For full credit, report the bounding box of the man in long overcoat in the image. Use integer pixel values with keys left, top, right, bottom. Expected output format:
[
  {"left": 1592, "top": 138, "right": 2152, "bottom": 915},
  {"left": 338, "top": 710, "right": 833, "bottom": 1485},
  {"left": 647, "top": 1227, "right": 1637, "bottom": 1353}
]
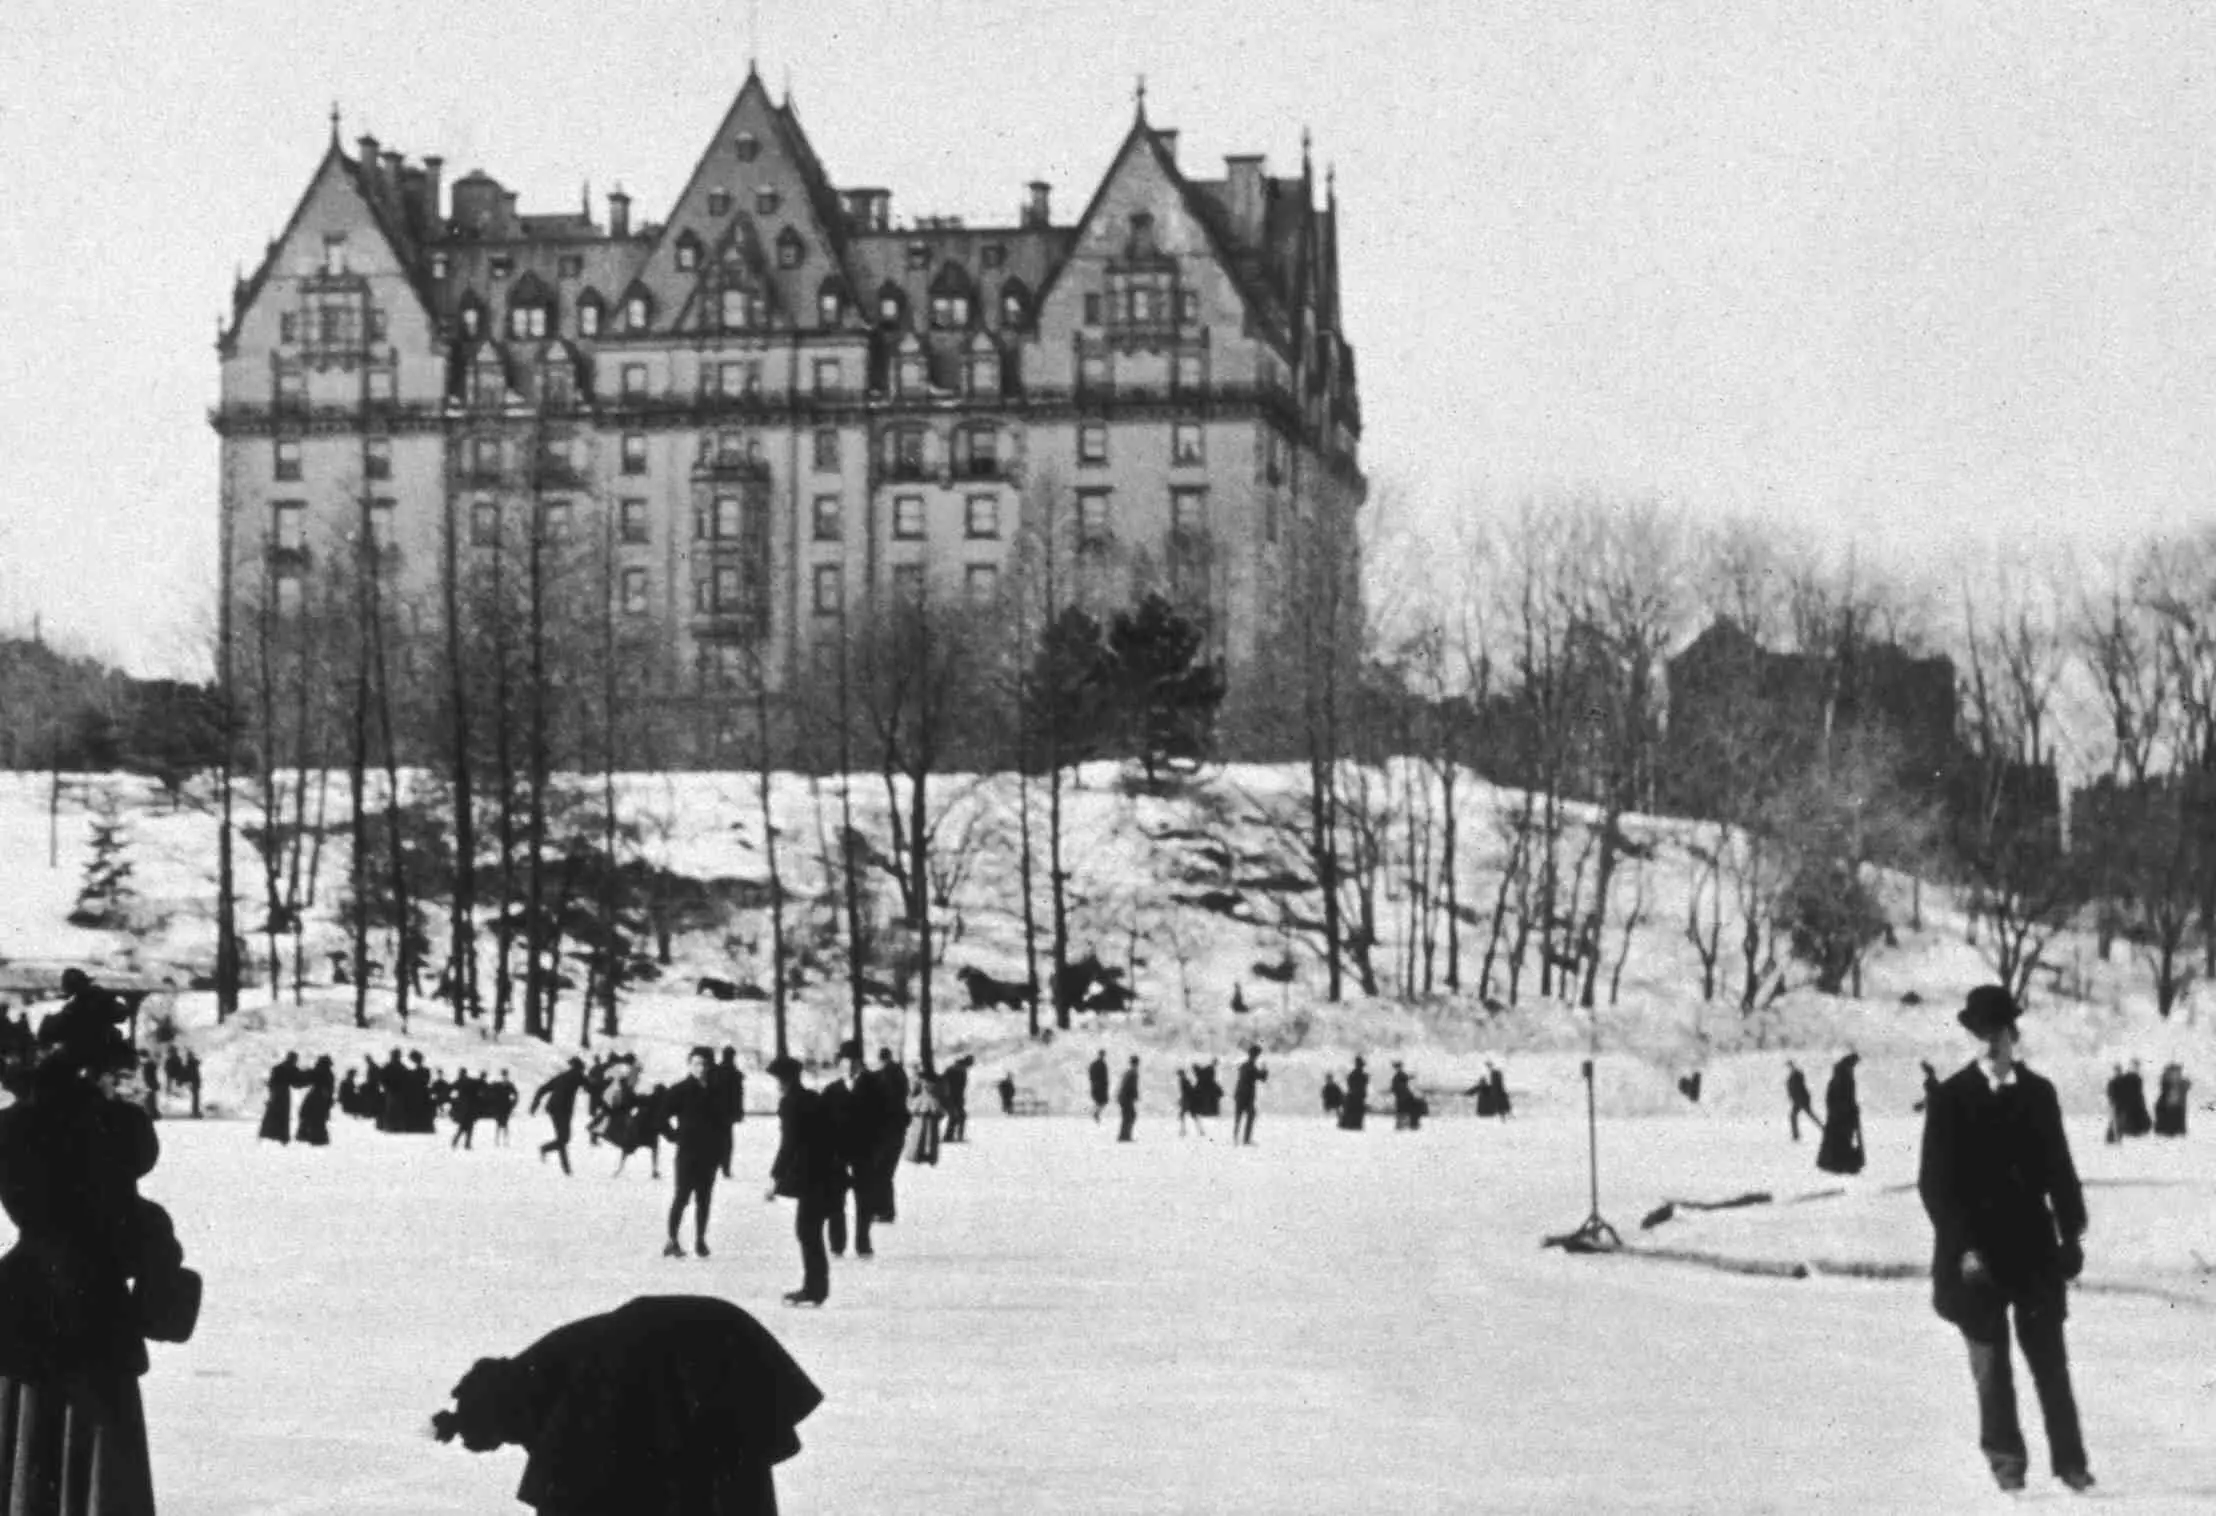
[
  {"left": 765, "top": 1057, "right": 842, "bottom": 1306},
  {"left": 1115, "top": 1056, "right": 1140, "bottom": 1142},
  {"left": 1918, "top": 985, "right": 2094, "bottom": 1495},
  {"left": 662, "top": 1048, "right": 725, "bottom": 1258}
]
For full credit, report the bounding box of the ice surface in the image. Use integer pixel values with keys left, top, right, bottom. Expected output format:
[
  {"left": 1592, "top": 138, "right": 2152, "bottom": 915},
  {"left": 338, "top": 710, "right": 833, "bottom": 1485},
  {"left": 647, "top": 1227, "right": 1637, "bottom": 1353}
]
[{"left": 11, "top": 1110, "right": 2202, "bottom": 1515}]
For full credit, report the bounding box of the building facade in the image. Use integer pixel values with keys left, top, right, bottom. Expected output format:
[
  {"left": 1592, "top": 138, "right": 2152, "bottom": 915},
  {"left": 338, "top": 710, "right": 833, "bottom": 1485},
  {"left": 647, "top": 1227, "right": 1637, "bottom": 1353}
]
[{"left": 213, "top": 71, "right": 1365, "bottom": 761}]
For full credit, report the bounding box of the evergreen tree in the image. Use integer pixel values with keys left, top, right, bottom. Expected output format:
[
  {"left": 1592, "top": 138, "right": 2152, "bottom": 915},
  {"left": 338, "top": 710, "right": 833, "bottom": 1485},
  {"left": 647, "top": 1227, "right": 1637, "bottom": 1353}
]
[
  {"left": 68, "top": 792, "right": 138, "bottom": 929},
  {"left": 1105, "top": 593, "right": 1227, "bottom": 787}
]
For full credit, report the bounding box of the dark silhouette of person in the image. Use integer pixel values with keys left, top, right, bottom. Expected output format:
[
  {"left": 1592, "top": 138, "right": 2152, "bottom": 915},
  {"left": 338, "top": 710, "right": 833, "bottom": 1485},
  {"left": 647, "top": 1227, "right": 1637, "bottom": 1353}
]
[
  {"left": 259, "top": 1052, "right": 302, "bottom": 1144},
  {"left": 136, "top": 1050, "right": 162, "bottom": 1119},
  {"left": 1088, "top": 1050, "right": 1111, "bottom": 1122},
  {"left": 1785, "top": 1061, "right": 1819, "bottom": 1143},
  {"left": 296, "top": 1055, "right": 336, "bottom": 1147},
  {"left": 662, "top": 1048, "right": 724, "bottom": 1258},
  {"left": 1816, "top": 1053, "right": 1865, "bottom": 1175},
  {"left": 488, "top": 1071, "right": 518, "bottom": 1145},
  {"left": 449, "top": 1070, "right": 487, "bottom": 1150},
  {"left": 2102, "top": 1064, "right": 2127, "bottom": 1145},
  {"left": 713, "top": 1047, "right": 747, "bottom": 1177},
  {"left": 869, "top": 1048, "right": 911, "bottom": 1222},
  {"left": 377, "top": 1050, "right": 409, "bottom": 1132},
  {"left": 1322, "top": 1073, "right": 1343, "bottom": 1116},
  {"left": 181, "top": 1051, "right": 203, "bottom": 1119},
  {"left": 766, "top": 1057, "right": 841, "bottom": 1306},
  {"left": 1914, "top": 1060, "right": 1941, "bottom": 1114},
  {"left": 1919, "top": 985, "right": 2094, "bottom": 1495},
  {"left": 1233, "top": 1045, "right": 1267, "bottom": 1146},
  {"left": 941, "top": 1055, "right": 974, "bottom": 1144},
  {"left": 2152, "top": 1062, "right": 2190, "bottom": 1138},
  {"left": 431, "top": 1294, "right": 821, "bottom": 1515},
  {"left": 1176, "top": 1069, "right": 1204, "bottom": 1138},
  {"left": 2116, "top": 1061, "right": 2153, "bottom": 1138},
  {"left": 532, "top": 1058, "right": 588, "bottom": 1174},
  {"left": 1339, "top": 1057, "right": 1370, "bottom": 1131},
  {"left": 1389, "top": 1062, "right": 1423, "bottom": 1130},
  {"left": 1487, "top": 1064, "right": 1511, "bottom": 1119},
  {"left": 0, "top": 1010, "right": 199, "bottom": 1511},
  {"left": 820, "top": 1041, "right": 883, "bottom": 1259},
  {"left": 996, "top": 1072, "right": 1016, "bottom": 1115},
  {"left": 1116, "top": 1056, "right": 1140, "bottom": 1142},
  {"left": 907, "top": 1067, "right": 943, "bottom": 1165}
]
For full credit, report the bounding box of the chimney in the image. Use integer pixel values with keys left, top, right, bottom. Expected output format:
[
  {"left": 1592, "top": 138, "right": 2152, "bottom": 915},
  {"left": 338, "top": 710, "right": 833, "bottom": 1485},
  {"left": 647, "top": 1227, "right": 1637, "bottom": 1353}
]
[
  {"left": 1224, "top": 154, "right": 1265, "bottom": 242},
  {"left": 1023, "top": 181, "right": 1051, "bottom": 228},
  {"left": 423, "top": 156, "right": 444, "bottom": 232},
  {"left": 357, "top": 135, "right": 381, "bottom": 191},
  {"left": 608, "top": 187, "right": 631, "bottom": 239},
  {"left": 1155, "top": 128, "right": 1179, "bottom": 166},
  {"left": 400, "top": 164, "right": 428, "bottom": 237},
  {"left": 501, "top": 191, "right": 519, "bottom": 233}
]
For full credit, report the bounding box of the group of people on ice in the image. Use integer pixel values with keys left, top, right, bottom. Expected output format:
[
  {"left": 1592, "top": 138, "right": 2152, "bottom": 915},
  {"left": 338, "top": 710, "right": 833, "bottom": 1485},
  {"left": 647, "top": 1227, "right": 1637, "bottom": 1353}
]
[
  {"left": 1781, "top": 1054, "right": 1870, "bottom": 1176},
  {"left": 2104, "top": 1059, "right": 2192, "bottom": 1141}
]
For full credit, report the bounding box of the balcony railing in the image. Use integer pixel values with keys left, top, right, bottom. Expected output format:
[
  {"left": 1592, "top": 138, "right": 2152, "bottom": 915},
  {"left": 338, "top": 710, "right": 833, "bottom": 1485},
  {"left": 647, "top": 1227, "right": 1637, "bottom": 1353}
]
[
  {"left": 694, "top": 455, "right": 773, "bottom": 482},
  {"left": 532, "top": 459, "right": 590, "bottom": 489}
]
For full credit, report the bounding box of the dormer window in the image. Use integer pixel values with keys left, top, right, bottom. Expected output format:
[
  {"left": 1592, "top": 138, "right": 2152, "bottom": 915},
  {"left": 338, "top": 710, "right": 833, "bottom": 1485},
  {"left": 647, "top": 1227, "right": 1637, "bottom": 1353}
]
[
  {"left": 906, "top": 242, "right": 930, "bottom": 271},
  {"left": 897, "top": 349, "right": 928, "bottom": 395},
  {"left": 965, "top": 345, "right": 1000, "bottom": 396},
  {"left": 468, "top": 348, "right": 507, "bottom": 408},
  {"left": 675, "top": 232, "right": 702, "bottom": 272},
  {"left": 734, "top": 133, "right": 760, "bottom": 162},
  {"left": 877, "top": 285, "right": 906, "bottom": 328},
  {"left": 756, "top": 188, "right": 781, "bottom": 215},
  {"left": 431, "top": 253, "right": 449, "bottom": 280},
  {"left": 708, "top": 188, "right": 732, "bottom": 216},
  {"left": 777, "top": 228, "right": 805, "bottom": 270},
  {"left": 999, "top": 281, "right": 1029, "bottom": 329},
  {"left": 625, "top": 293, "right": 651, "bottom": 331},
  {"left": 817, "top": 280, "right": 844, "bottom": 328},
  {"left": 459, "top": 300, "right": 484, "bottom": 340},
  {"left": 489, "top": 254, "right": 513, "bottom": 279},
  {"left": 719, "top": 288, "right": 763, "bottom": 331},
  {"left": 930, "top": 293, "right": 969, "bottom": 329},
  {"left": 542, "top": 358, "right": 576, "bottom": 410},
  {"left": 322, "top": 234, "right": 348, "bottom": 278},
  {"left": 279, "top": 313, "right": 298, "bottom": 344},
  {"left": 577, "top": 292, "right": 604, "bottom": 337},
  {"left": 509, "top": 302, "right": 548, "bottom": 340}
]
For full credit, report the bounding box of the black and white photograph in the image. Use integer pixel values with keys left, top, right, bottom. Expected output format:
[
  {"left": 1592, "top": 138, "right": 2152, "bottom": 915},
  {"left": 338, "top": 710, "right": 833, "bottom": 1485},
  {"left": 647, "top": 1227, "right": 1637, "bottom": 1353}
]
[{"left": 1, "top": 1, "right": 2212, "bottom": 1510}]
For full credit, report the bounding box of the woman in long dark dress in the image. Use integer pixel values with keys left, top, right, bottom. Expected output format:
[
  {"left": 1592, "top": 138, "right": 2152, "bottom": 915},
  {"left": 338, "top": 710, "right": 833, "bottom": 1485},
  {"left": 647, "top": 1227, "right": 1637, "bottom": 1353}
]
[
  {"left": 1815, "top": 1052, "right": 1866, "bottom": 1176},
  {"left": 0, "top": 1005, "right": 194, "bottom": 1513},
  {"left": 1338, "top": 1058, "right": 1370, "bottom": 1131},
  {"left": 259, "top": 1051, "right": 301, "bottom": 1144},
  {"left": 296, "top": 1055, "right": 337, "bottom": 1147}
]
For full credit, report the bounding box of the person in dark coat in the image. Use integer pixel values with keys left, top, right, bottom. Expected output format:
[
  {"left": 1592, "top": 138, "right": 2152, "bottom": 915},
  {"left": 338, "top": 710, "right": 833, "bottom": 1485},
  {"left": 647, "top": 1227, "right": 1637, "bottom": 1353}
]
[
  {"left": 1785, "top": 1061, "right": 1818, "bottom": 1142},
  {"left": 1914, "top": 1060, "right": 1941, "bottom": 1114},
  {"left": 995, "top": 1071, "right": 1016, "bottom": 1115},
  {"left": 2117, "top": 1061, "right": 2153, "bottom": 1137},
  {"left": 868, "top": 1049, "right": 910, "bottom": 1223},
  {"left": 940, "top": 1055, "right": 974, "bottom": 1144},
  {"left": 136, "top": 1051, "right": 162, "bottom": 1120},
  {"left": 259, "top": 1051, "right": 302, "bottom": 1144},
  {"left": 663, "top": 1048, "right": 726, "bottom": 1258},
  {"left": 765, "top": 1057, "right": 842, "bottom": 1306},
  {"left": 1815, "top": 1053, "right": 1865, "bottom": 1175},
  {"left": 296, "top": 1055, "right": 336, "bottom": 1147},
  {"left": 1487, "top": 1064, "right": 1511, "bottom": 1119},
  {"left": 0, "top": 1020, "right": 198, "bottom": 1514},
  {"left": 2152, "top": 1063, "right": 2190, "bottom": 1138},
  {"left": 181, "top": 1051, "right": 203, "bottom": 1119},
  {"left": 2102, "top": 1064, "right": 2127, "bottom": 1144},
  {"left": 1919, "top": 985, "right": 2094, "bottom": 1495},
  {"left": 819, "top": 1042, "right": 880, "bottom": 1259},
  {"left": 1321, "top": 1073, "right": 1343, "bottom": 1116},
  {"left": 1389, "top": 1062, "right": 1422, "bottom": 1130},
  {"left": 1088, "top": 1051, "right": 1111, "bottom": 1122},
  {"left": 432, "top": 1294, "right": 821, "bottom": 1516},
  {"left": 377, "top": 1050, "right": 409, "bottom": 1133},
  {"left": 714, "top": 1047, "right": 747, "bottom": 1177},
  {"left": 1232, "top": 1045, "right": 1267, "bottom": 1146},
  {"left": 488, "top": 1071, "right": 518, "bottom": 1145},
  {"left": 1338, "top": 1057, "right": 1370, "bottom": 1131},
  {"left": 1115, "top": 1056, "right": 1140, "bottom": 1142},
  {"left": 448, "top": 1070, "right": 487, "bottom": 1151},
  {"left": 533, "top": 1058, "right": 589, "bottom": 1175},
  {"left": 1175, "top": 1068, "right": 1204, "bottom": 1138}
]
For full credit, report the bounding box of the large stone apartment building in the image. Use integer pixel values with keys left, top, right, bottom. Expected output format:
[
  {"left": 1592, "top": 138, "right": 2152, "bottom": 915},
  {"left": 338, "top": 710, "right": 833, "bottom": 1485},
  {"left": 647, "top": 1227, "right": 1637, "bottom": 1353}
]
[{"left": 213, "top": 70, "right": 1365, "bottom": 760}]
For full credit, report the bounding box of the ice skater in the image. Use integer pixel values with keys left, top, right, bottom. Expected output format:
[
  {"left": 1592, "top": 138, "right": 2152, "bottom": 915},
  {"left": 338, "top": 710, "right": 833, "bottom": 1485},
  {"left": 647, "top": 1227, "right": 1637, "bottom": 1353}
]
[
  {"left": 871, "top": 1048, "right": 911, "bottom": 1221},
  {"left": 662, "top": 1047, "right": 723, "bottom": 1258},
  {"left": 259, "top": 1051, "right": 302, "bottom": 1144},
  {"left": 1919, "top": 985, "right": 2094, "bottom": 1495},
  {"left": 1816, "top": 1053, "right": 1865, "bottom": 1176},
  {"left": 766, "top": 1056, "right": 841, "bottom": 1306},
  {"left": 531, "top": 1057, "right": 588, "bottom": 1174},
  {"left": 1232, "top": 1044, "right": 1267, "bottom": 1146},
  {"left": 1338, "top": 1057, "right": 1370, "bottom": 1131},
  {"left": 2152, "top": 1063, "right": 2190, "bottom": 1138},
  {"left": 1089, "top": 1050, "right": 1111, "bottom": 1122},
  {"left": 1784, "top": 1061, "right": 1819, "bottom": 1143},
  {"left": 1176, "top": 1068, "right": 1207, "bottom": 1138},
  {"left": 714, "top": 1046, "right": 746, "bottom": 1176},
  {"left": 1116, "top": 1056, "right": 1140, "bottom": 1142},
  {"left": 296, "top": 1055, "right": 336, "bottom": 1147},
  {"left": 1389, "top": 1062, "right": 1426, "bottom": 1130},
  {"left": 941, "top": 1055, "right": 974, "bottom": 1144}
]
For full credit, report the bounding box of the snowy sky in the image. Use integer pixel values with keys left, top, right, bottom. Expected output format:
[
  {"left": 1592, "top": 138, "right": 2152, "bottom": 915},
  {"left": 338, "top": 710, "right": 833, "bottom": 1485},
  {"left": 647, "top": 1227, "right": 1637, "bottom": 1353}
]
[{"left": 1, "top": 0, "right": 2210, "bottom": 674}]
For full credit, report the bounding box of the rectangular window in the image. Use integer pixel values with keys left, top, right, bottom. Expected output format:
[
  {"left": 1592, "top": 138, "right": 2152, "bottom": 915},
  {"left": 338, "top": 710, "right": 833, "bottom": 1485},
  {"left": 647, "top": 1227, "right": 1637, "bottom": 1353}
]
[
  {"left": 471, "top": 436, "right": 501, "bottom": 477},
  {"left": 1078, "top": 424, "right": 1107, "bottom": 465},
  {"left": 322, "top": 234, "right": 348, "bottom": 277},
  {"left": 1079, "top": 352, "right": 1108, "bottom": 393},
  {"left": 1083, "top": 293, "right": 1102, "bottom": 326},
  {"left": 368, "top": 499, "right": 398, "bottom": 552},
  {"left": 713, "top": 496, "right": 744, "bottom": 540},
  {"left": 981, "top": 243, "right": 1007, "bottom": 270},
  {"left": 578, "top": 303, "right": 601, "bottom": 337},
  {"left": 1077, "top": 490, "right": 1111, "bottom": 545},
  {"left": 897, "top": 354, "right": 927, "bottom": 394},
  {"left": 1172, "top": 488, "right": 1207, "bottom": 535},
  {"left": 965, "top": 563, "right": 1000, "bottom": 604},
  {"left": 271, "top": 501, "right": 306, "bottom": 551},
  {"left": 489, "top": 254, "right": 513, "bottom": 279},
  {"left": 470, "top": 498, "right": 499, "bottom": 546},
  {"left": 622, "top": 363, "right": 648, "bottom": 397},
  {"left": 622, "top": 567, "right": 649, "bottom": 615},
  {"left": 812, "top": 495, "right": 842, "bottom": 542},
  {"left": 813, "top": 358, "right": 841, "bottom": 393},
  {"left": 1173, "top": 422, "right": 1204, "bottom": 465},
  {"left": 558, "top": 254, "right": 584, "bottom": 279},
  {"left": 279, "top": 313, "right": 298, "bottom": 344},
  {"left": 966, "top": 352, "right": 1000, "bottom": 395},
  {"left": 812, "top": 564, "right": 843, "bottom": 615},
  {"left": 273, "top": 439, "right": 301, "bottom": 481},
  {"left": 892, "top": 495, "right": 925, "bottom": 540},
  {"left": 364, "top": 438, "right": 391, "bottom": 480},
  {"left": 1177, "top": 289, "right": 1200, "bottom": 325},
  {"left": 964, "top": 495, "right": 999, "bottom": 540},
  {"left": 621, "top": 433, "right": 647, "bottom": 475},
  {"left": 541, "top": 499, "right": 572, "bottom": 541},
  {"left": 906, "top": 241, "right": 930, "bottom": 270},
  {"left": 714, "top": 564, "right": 742, "bottom": 609},
  {"left": 812, "top": 428, "right": 840, "bottom": 472},
  {"left": 886, "top": 426, "right": 927, "bottom": 477},
  {"left": 431, "top": 253, "right": 449, "bottom": 280},
  {"left": 893, "top": 564, "right": 925, "bottom": 603},
  {"left": 367, "top": 308, "right": 387, "bottom": 342},
  {"left": 620, "top": 498, "right": 650, "bottom": 544},
  {"left": 708, "top": 188, "right": 732, "bottom": 216},
  {"left": 717, "top": 361, "right": 746, "bottom": 396},
  {"left": 1175, "top": 352, "right": 1204, "bottom": 393},
  {"left": 366, "top": 367, "right": 395, "bottom": 403},
  {"left": 274, "top": 573, "right": 304, "bottom": 618},
  {"left": 720, "top": 290, "right": 750, "bottom": 330}
]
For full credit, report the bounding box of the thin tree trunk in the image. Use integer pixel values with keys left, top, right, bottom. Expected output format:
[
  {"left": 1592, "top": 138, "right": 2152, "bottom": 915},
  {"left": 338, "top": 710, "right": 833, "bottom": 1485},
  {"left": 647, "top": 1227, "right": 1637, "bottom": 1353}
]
[
  {"left": 445, "top": 483, "right": 478, "bottom": 1026},
  {"left": 757, "top": 665, "right": 788, "bottom": 1059}
]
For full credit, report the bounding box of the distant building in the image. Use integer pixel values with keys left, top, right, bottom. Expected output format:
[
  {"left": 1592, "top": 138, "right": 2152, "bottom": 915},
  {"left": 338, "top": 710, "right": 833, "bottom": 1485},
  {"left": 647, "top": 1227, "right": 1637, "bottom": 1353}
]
[{"left": 212, "top": 72, "right": 1364, "bottom": 762}]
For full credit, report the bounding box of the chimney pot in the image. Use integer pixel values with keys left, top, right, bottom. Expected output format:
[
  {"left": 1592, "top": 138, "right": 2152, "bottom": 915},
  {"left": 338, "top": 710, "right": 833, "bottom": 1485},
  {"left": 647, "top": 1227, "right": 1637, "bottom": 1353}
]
[
  {"left": 608, "top": 187, "right": 632, "bottom": 239},
  {"left": 1024, "top": 180, "right": 1051, "bottom": 228},
  {"left": 423, "top": 156, "right": 445, "bottom": 231}
]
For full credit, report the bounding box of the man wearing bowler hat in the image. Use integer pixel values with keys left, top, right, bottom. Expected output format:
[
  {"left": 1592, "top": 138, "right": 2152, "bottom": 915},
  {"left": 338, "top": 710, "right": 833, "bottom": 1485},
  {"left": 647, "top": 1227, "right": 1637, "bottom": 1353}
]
[{"left": 1918, "top": 984, "right": 2094, "bottom": 1495}]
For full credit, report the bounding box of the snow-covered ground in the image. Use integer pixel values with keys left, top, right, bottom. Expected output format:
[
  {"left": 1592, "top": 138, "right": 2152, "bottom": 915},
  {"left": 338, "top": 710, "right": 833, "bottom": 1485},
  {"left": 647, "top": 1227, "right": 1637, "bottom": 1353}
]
[{"left": 29, "top": 1107, "right": 2204, "bottom": 1515}]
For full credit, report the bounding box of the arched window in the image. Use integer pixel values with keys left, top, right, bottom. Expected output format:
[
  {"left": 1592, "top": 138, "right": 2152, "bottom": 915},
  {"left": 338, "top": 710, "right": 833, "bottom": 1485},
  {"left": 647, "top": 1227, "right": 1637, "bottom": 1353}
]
[
  {"left": 876, "top": 282, "right": 906, "bottom": 329},
  {"left": 777, "top": 228, "right": 806, "bottom": 270},
  {"left": 719, "top": 288, "right": 751, "bottom": 331},
  {"left": 999, "top": 279, "right": 1030, "bottom": 330},
  {"left": 576, "top": 290, "right": 605, "bottom": 338},
  {"left": 675, "top": 230, "right": 702, "bottom": 272},
  {"left": 623, "top": 288, "right": 653, "bottom": 332},
  {"left": 457, "top": 293, "right": 486, "bottom": 340},
  {"left": 929, "top": 263, "right": 972, "bottom": 329},
  {"left": 816, "top": 278, "right": 845, "bottom": 328},
  {"left": 467, "top": 345, "right": 508, "bottom": 409},
  {"left": 895, "top": 334, "right": 928, "bottom": 395},
  {"left": 965, "top": 337, "right": 1001, "bottom": 397}
]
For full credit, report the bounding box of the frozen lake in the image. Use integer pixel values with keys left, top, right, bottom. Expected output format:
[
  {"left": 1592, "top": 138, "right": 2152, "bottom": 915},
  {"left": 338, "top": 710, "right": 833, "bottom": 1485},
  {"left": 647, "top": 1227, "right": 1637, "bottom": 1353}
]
[{"left": 79, "top": 1106, "right": 2216, "bottom": 1513}]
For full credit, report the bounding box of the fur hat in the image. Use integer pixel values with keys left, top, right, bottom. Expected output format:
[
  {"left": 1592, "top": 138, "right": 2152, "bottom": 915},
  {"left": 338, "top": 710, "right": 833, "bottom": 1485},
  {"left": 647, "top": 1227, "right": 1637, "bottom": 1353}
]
[{"left": 1958, "top": 984, "right": 2022, "bottom": 1037}]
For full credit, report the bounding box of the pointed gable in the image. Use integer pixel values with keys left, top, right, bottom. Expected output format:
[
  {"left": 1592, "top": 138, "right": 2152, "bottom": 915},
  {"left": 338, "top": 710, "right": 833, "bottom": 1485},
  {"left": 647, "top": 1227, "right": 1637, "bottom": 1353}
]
[
  {"left": 629, "top": 69, "right": 853, "bottom": 333},
  {"left": 222, "top": 138, "right": 439, "bottom": 359}
]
